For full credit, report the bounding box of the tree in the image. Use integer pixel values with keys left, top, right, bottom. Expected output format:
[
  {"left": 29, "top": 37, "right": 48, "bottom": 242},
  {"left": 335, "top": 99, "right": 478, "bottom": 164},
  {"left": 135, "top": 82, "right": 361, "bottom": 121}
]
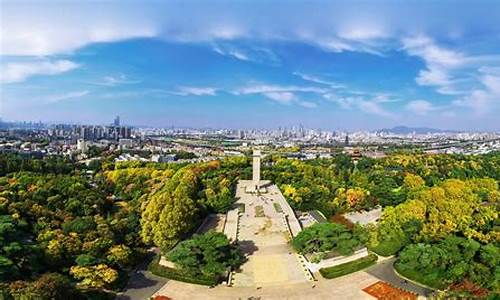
[
  {"left": 167, "top": 231, "right": 244, "bottom": 278},
  {"left": 403, "top": 173, "right": 425, "bottom": 191},
  {"left": 292, "top": 223, "right": 364, "bottom": 255},
  {"left": 70, "top": 264, "right": 118, "bottom": 288}
]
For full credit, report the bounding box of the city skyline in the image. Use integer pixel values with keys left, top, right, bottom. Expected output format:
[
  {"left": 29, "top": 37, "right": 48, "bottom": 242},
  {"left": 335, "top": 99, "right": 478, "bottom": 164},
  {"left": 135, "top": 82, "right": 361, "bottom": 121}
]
[{"left": 2, "top": 1, "right": 500, "bottom": 131}]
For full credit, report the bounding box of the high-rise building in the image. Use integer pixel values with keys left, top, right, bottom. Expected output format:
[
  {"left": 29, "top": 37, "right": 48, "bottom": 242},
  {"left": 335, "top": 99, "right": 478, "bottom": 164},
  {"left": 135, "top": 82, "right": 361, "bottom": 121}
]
[{"left": 114, "top": 115, "right": 120, "bottom": 127}]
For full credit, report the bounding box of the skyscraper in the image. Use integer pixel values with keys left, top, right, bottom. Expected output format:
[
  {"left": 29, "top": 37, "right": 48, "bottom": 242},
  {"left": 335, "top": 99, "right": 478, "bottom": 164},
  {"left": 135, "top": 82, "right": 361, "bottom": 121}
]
[{"left": 114, "top": 116, "right": 120, "bottom": 127}]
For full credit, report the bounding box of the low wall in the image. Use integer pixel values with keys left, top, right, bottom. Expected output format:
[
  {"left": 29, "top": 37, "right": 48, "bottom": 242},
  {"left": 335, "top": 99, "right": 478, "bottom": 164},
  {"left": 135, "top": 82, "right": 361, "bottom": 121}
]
[
  {"left": 307, "top": 248, "right": 369, "bottom": 273},
  {"left": 270, "top": 184, "right": 302, "bottom": 236},
  {"left": 223, "top": 208, "right": 239, "bottom": 241}
]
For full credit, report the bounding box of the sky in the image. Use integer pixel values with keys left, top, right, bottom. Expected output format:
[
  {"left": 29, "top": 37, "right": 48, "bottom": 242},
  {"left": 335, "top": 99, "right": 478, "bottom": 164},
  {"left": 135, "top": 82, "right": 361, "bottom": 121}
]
[{"left": 1, "top": 1, "right": 500, "bottom": 131}]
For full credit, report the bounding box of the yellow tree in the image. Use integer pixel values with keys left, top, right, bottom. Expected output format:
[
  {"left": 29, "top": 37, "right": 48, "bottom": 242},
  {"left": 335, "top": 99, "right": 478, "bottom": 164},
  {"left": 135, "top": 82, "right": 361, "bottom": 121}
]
[{"left": 70, "top": 264, "right": 118, "bottom": 288}]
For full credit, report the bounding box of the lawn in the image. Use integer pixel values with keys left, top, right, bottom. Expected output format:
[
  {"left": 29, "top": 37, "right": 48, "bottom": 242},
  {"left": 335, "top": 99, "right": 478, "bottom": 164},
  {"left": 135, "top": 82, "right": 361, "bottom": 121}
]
[{"left": 319, "top": 254, "right": 378, "bottom": 279}]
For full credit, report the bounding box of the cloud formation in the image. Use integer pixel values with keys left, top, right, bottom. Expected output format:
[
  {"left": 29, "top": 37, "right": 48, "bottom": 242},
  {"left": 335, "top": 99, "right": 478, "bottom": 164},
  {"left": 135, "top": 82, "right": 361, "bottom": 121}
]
[
  {"left": 173, "top": 86, "right": 217, "bottom": 96},
  {"left": 0, "top": 60, "right": 79, "bottom": 83}
]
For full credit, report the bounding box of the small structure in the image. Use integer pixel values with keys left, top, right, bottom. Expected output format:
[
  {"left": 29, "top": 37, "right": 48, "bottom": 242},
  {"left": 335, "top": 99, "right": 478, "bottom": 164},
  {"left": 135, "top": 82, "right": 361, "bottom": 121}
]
[{"left": 343, "top": 207, "right": 382, "bottom": 225}]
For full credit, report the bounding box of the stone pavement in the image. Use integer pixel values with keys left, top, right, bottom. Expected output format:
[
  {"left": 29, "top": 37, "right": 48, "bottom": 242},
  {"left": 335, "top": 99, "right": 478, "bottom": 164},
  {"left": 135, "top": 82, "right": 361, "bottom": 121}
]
[
  {"left": 154, "top": 270, "right": 380, "bottom": 300},
  {"left": 231, "top": 180, "right": 309, "bottom": 287}
]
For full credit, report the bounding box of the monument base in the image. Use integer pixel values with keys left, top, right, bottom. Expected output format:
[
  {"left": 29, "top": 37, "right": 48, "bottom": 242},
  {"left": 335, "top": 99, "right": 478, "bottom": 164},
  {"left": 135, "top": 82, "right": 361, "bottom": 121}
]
[{"left": 245, "top": 185, "right": 268, "bottom": 194}]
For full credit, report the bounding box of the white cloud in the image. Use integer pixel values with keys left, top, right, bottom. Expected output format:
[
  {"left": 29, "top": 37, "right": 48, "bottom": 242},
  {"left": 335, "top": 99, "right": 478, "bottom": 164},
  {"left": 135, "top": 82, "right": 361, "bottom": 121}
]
[
  {"left": 358, "top": 100, "right": 394, "bottom": 118},
  {"left": 45, "top": 90, "right": 89, "bottom": 103},
  {"left": 324, "top": 93, "right": 394, "bottom": 117},
  {"left": 323, "top": 93, "right": 357, "bottom": 109},
  {"left": 90, "top": 74, "right": 140, "bottom": 87},
  {"left": 338, "top": 23, "right": 389, "bottom": 41},
  {"left": 293, "top": 72, "right": 344, "bottom": 88},
  {"left": 235, "top": 84, "right": 326, "bottom": 95},
  {"left": 403, "top": 36, "right": 466, "bottom": 91},
  {"left": 173, "top": 86, "right": 217, "bottom": 96},
  {"left": 212, "top": 43, "right": 279, "bottom": 65},
  {"left": 452, "top": 72, "right": 500, "bottom": 114},
  {"left": 213, "top": 45, "right": 249, "bottom": 61},
  {"left": 406, "top": 100, "right": 434, "bottom": 115},
  {"left": 263, "top": 92, "right": 295, "bottom": 104},
  {"left": 0, "top": 60, "right": 79, "bottom": 83},
  {"left": 1, "top": 3, "right": 157, "bottom": 56}
]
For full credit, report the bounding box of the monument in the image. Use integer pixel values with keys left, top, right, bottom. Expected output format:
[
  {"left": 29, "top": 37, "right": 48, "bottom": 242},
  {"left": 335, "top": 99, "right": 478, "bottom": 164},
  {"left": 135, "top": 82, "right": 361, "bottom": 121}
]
[
  {"left": 252, "top": 149, "right": 261, "bottom": 190},
  {"left": 246, "top": 149, "right": 266, "bottom": 193}
]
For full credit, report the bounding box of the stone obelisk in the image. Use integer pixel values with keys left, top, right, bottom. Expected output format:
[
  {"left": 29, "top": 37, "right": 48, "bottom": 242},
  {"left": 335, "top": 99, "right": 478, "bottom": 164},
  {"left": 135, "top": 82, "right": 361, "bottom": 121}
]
[{"left": 252, "top": 149, "right": 261, "bottom": 191}]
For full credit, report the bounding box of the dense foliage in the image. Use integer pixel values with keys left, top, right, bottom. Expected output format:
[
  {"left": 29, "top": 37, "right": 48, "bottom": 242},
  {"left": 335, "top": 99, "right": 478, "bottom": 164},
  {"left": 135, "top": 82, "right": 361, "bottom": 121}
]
[
  {"left": 264, "top": 152, "right": 500, "bottom": 216},
  {"left": 0, "top": 154, "right": 249, "bottom": 298},
  {"left": 395, "top": 236, "right": 498, "bottom": 290},
  {"left": 140, "top": 157, "right": 249, "bottom": 252},
  {"left": 166, "top": 231, "right": 244, "bottom": 279},
  {"left": 291, "top": 223, "right": 368, "bottom": 256}
]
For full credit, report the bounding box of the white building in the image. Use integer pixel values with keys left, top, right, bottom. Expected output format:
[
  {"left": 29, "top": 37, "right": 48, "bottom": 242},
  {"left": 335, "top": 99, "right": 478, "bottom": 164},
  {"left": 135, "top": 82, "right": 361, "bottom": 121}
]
[{"left": 77, "top": 139, "right": 88, "bottom": 153}]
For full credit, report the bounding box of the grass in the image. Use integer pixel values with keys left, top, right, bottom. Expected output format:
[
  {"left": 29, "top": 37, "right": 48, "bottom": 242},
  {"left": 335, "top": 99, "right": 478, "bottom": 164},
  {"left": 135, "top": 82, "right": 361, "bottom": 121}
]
[
  {"left": 273, "top": 202, "right": 283, "bottom": 213},
  {"left": 319, "top": 254, "right": 378, "bottom": 279},
  {"left": 148, "top": 255, "right": 218, "bottom": 286},
  {"left": 255, "top": 205, "right": 265, "bottom": 217},
  {"left": 394, "top": 261, "right": 445, "bottom": 290}
]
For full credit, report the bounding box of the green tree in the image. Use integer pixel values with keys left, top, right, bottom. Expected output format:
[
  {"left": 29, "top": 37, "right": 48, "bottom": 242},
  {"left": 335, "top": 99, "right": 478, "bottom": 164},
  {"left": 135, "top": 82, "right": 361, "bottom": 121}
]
[{"left": 167, "top": 231, "right": 244, "bottom": 278}]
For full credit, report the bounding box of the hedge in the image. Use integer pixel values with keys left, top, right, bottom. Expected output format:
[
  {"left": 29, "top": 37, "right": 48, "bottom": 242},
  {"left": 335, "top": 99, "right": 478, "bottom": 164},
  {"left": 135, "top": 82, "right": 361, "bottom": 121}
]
[
  {"left": 319, "top": 254, "right": 378, "bottom": 279},
  {"left": 147, "top": 255, "right": 218, "bottom": 286}
]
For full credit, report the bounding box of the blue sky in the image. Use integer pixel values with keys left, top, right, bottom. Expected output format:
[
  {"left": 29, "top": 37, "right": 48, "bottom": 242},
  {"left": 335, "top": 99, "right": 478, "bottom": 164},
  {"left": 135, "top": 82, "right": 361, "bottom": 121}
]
[{"left": 1, "top": 1, "right": 500, "bottom": 130}]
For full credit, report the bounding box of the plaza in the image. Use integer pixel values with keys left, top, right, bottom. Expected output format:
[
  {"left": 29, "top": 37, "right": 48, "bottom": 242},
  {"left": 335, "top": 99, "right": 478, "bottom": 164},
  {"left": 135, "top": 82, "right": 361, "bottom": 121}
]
[{"left": 230, "top": 180, "right": 312, "bottom": 287}]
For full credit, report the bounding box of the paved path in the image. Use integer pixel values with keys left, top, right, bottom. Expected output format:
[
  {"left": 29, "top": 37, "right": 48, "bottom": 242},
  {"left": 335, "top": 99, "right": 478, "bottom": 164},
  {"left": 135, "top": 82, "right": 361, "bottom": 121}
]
[
  {"left": 154, "top": 270, "right": 379, "bottom": 299},
  {"left": 231, "top": 180, "right": 309, "bottom": 287},
  {"left": 365, "top": 257, "right": 432, "bottom": 297},
  {"left": 116, "top": 252, "right": 168, "bottom": 300},
  {"left": 153, "top": 259, "right": 433, "bottom": 300}
]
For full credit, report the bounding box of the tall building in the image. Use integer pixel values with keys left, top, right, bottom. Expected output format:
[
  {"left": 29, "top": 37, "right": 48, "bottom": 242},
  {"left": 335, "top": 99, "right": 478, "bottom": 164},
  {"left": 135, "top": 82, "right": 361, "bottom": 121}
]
[{"left": 114, "top": 115, "right": 120, "bottom": 127}]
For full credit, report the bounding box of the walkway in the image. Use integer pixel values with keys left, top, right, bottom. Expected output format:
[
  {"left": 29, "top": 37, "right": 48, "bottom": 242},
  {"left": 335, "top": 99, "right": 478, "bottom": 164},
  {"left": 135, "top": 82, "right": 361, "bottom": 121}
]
[
  {"left": 231, "top": 180, "right": 309, "bottom": 287},
  {"left": 365, "top": 257, "right": 432, "bottom": 297},
  {"left": 116, "top": 251, "right": 168, "bottom": 300}
]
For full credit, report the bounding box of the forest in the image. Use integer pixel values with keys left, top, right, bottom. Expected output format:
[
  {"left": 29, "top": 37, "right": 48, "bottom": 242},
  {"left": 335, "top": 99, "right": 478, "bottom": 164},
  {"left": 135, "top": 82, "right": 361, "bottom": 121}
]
[{"left": 0, "top": 151, "right": 498, "bottom": 298}]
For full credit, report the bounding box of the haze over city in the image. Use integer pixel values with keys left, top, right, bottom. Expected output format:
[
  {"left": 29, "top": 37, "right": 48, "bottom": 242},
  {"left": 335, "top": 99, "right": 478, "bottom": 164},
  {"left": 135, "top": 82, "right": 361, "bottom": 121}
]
[{"left": 2, "top": 1, "right": 500, "bottom": 131}]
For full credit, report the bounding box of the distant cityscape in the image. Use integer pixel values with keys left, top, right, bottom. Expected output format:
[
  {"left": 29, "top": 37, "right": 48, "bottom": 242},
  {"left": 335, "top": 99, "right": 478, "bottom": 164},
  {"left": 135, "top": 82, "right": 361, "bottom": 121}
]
[{"left": 1, "top": 116, "right": 499, "bottom": 164}]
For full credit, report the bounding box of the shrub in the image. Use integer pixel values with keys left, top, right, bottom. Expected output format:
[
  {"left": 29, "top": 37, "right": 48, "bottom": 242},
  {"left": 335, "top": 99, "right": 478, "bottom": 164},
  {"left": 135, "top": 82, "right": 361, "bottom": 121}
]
[
  {"left": 148, "top": 255, "right": 218, "bottom": 286},
  {"left": 166, "top": 231, "right": 244, "bottom": 279},
  {"left": 319, "top": 254, "right": 377, "bottom": 279},
  {"left": 292, "top": 223, "right": 364, "bottom": 255}
]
